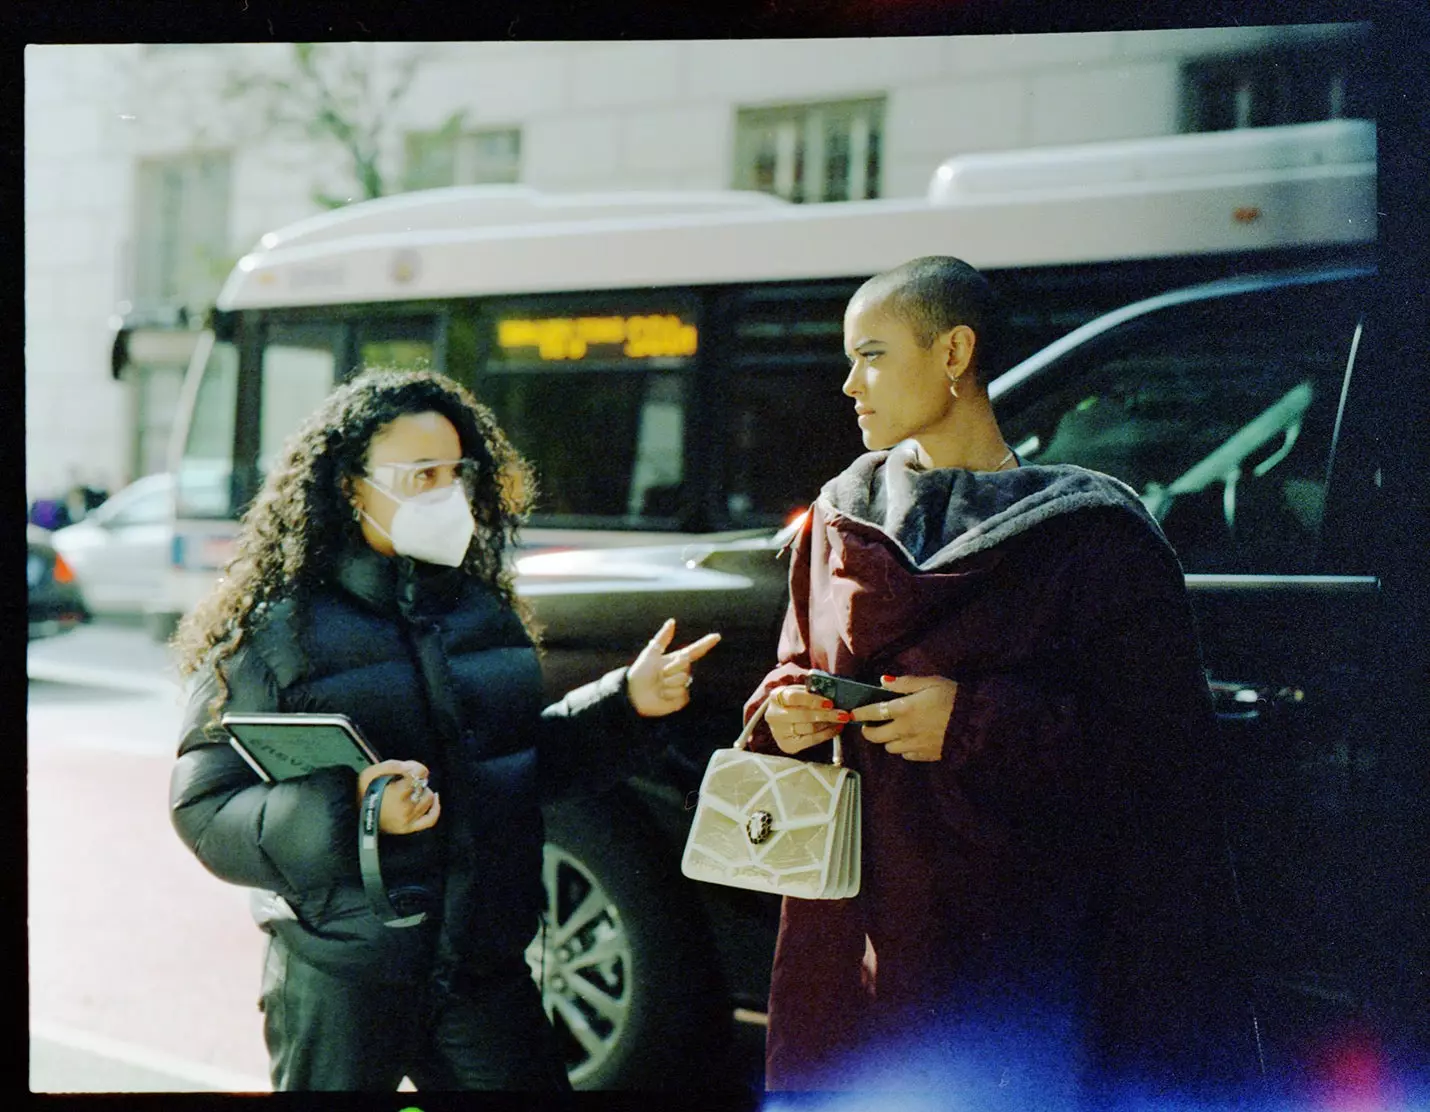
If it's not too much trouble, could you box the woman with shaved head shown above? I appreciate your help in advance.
[743,256,1259,1105]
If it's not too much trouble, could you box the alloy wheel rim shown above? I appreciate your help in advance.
[525,842,634,1086]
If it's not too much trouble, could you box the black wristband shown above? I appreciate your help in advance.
[359,774,428,928]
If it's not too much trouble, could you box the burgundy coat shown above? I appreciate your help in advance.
[746,444,1256,1100]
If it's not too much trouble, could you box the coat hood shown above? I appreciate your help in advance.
[819,441,1169,572]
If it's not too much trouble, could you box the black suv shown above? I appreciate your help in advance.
[517,264,1423,1092]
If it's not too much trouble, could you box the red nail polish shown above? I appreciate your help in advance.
[881,674,895,683]
[821,699,834,709]
[836,711,851,722]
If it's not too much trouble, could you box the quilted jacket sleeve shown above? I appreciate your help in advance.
[537,666,673,804]
[168,646,363,895]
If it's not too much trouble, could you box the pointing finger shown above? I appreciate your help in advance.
[677,632,722,663]
[647,618,677,652]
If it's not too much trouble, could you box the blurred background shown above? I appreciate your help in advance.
[24,29,1372,516]
[25,25,1390,1098]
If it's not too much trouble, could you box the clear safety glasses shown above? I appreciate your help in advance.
[363,458,478,500]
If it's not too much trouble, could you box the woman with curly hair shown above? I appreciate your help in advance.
[168,367,719,1092]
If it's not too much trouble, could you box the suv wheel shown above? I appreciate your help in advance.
[528,794,727,1090]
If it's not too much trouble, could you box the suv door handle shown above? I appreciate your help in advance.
[1208,679,1307,719]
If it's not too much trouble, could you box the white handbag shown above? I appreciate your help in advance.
[681,694,861,900]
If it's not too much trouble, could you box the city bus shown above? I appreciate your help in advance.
[134,118,1374,637]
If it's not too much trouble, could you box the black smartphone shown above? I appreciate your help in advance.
[806,669,887,711]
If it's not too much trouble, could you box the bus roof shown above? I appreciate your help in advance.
[252,187,792,254]
[219,119,1376,311]
[928,118,1375,200]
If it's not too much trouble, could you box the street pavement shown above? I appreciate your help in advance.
[28,620,273,1093]
[26,617,182,696]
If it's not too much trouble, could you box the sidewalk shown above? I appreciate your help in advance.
[27,618,183,695]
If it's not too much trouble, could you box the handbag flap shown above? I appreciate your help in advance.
[699,748,848,826]
[684,748,859,899]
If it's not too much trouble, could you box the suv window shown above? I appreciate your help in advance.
[1003,280,1364,574]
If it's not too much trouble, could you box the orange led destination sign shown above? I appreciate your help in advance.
[496,313,698,361]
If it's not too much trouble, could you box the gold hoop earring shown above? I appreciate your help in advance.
[949,378,960,400]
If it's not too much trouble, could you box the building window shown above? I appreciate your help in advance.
[132,152,232,313]
[404,127,522,190]
[1181,35,1372,132]
[734,98,884,204]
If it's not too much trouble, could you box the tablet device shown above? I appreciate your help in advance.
[220,712,381,782]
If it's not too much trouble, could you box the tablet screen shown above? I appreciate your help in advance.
[221,713,379,782]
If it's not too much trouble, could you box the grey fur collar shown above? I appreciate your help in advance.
[818,441,1169,571]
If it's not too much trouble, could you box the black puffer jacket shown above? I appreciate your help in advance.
[169,545,663,987]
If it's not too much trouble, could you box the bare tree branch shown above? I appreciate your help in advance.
[220,42,448,207]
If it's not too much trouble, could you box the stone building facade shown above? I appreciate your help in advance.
[24,28,1368,502]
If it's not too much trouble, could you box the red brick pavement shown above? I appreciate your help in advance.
[28,741,272,1087]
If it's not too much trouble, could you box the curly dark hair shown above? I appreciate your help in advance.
[173,366,538,698]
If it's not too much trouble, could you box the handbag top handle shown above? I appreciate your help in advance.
[734,690,844,767]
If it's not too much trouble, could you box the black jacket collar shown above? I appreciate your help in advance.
[334,544,466,618]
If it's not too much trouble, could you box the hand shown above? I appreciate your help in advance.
[765,684,851,755]
[849,675,959,763]
[626,618,722,718]
[357,759,441,835]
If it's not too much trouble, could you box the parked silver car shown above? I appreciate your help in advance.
[50,473,175,621]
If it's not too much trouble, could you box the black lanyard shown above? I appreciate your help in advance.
[359,774,429,928]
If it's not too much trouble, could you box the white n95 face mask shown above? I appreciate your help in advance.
[360,480,476,568]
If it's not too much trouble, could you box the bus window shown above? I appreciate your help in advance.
[356,315,437,375]
[259,325,340,476]
[177,334,239,519]
[482,368,687,524]
[627,373,683,518]
[722,287,865,526]
[360,339,432,370]
[475,301,698,527]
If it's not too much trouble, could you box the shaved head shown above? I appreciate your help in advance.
[854,256,1002,383]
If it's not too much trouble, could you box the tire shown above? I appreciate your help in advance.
[527,792,728,1090]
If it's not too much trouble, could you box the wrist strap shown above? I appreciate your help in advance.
[359,774,428,928]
